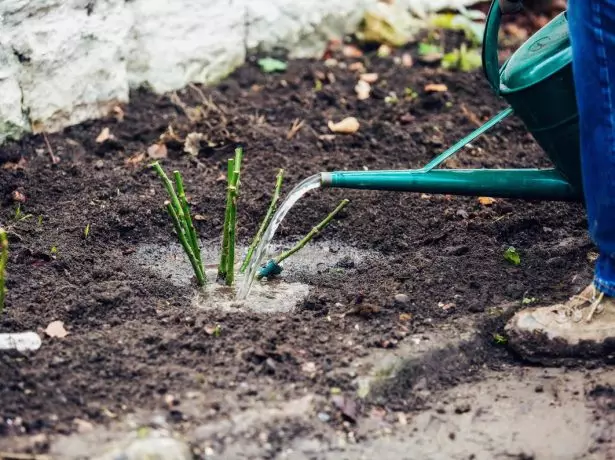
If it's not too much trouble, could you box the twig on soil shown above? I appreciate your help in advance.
[287,119,305,140]
[0,229,8,313]
[42,132,60,164]
[188,83,227,123]
[151,162,206,286]
[218,147,243,285]
[240,168,284,273]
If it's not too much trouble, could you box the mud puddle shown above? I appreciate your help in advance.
[133,241,378,313]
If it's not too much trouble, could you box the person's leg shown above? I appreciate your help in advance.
[505,0,615,363]
[570,0,615,297]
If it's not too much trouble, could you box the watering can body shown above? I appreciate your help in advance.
[321,1,584,202]
[483,5,582,192]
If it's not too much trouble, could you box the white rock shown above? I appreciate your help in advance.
[1,0,131,133]
[0,45,29,143]
[245,0,377,59]
[0,332,42,352]
[126,0,246,93]
[0,0,485,141]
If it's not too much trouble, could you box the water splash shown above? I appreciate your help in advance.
[237,173,322,299]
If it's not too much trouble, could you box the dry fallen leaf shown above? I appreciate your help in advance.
[399,313,412,322]
[343,45,363,58]
[124,152,146,166]
[478,196,497,206]
[355,80,371,100]
[328,117,360,134]
[184,132,204,156]
[348,62,366,73]
[424,83,448,93]
[147,143,168,159]
[95,127,113,143]
[11,190,26,203]
[45,320,68,338]
[401,53,414,67]
[360,73,379,83]
[112,105,125,122]
[2,157,27,170]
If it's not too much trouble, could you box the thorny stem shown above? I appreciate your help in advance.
[225,147,243,286]
[151,162,184,221]
[174,171,202,269]
[167,204,205,286]
[240,168,284,273]
[152,162,205,286]
[218,158,235,281]
[0,229,7,313]
[274,199,350,265]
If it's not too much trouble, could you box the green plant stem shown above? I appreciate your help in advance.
[274,199,349,264]
[174,171,202,270]
[218,158,235,281]
[240,168,284,273]
[151,162,184,220]
[167,204,205,286]
[225,147,243,286]
[0,229,7,313]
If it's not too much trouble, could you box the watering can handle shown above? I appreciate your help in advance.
[482,0,504,95]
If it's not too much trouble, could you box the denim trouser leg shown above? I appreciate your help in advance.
[568,0,615,296]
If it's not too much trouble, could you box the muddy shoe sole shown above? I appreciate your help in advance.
[505,326,615,367]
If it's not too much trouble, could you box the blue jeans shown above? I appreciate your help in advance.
[568,0,615,296]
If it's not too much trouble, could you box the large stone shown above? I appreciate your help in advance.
[126,0,246,93]
[0,0,484,141]
[0,45,29,143]
[0,0,131,133]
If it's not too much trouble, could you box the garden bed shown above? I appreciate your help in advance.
[1,17,614,459]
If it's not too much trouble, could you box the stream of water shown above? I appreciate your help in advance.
[237,173,322,299]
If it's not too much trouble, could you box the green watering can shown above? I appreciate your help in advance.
[320,0,582,201]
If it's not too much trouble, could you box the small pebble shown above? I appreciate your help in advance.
[394,294,410,306]
[318,412,331,423]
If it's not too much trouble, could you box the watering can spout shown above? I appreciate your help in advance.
[320,168,580,201]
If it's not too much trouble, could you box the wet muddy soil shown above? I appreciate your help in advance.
[1,9,613,459]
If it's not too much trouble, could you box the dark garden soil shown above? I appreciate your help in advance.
[0,9,612,458]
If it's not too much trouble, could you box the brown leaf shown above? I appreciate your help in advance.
[360,73,379,83]
[112,105,125,122]
[354,80,371,100]
[401,53,414,67]
[2,157,27,170]
[45,320,68,338]
[342,45,363,58]
[95,127,113,143]
[184,132,204,156]
[424,83,448,93]
[147,143,168,159]
[125,152,146,166]
[399,313,412,322]
[478,196,497,206]
[11,190,26,203]
[348,62,366,73]
[328,117,360,134]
